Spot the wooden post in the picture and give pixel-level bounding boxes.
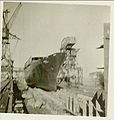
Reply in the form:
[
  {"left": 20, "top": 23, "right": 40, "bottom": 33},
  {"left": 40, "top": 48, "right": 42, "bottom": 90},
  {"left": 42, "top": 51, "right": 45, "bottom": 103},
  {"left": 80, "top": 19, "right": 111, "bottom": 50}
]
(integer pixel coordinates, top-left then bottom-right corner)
[
  {"left": 66, "top": 97, "right": 68, "bottom": 110},
  {"left": 104, "top": 23, "right": 110, "bottom": 116},
  {"left": 7, "top": 80, "right": 13, "bottom": 113},
  {"left": 83, "top": 100, "right": 87, "bottom": 116},
  {"left": 70, "top": 96, "right": 72, "bottom": 111},
  {"left": 89, "top": 100, "right": 93, "bottom": 116}
]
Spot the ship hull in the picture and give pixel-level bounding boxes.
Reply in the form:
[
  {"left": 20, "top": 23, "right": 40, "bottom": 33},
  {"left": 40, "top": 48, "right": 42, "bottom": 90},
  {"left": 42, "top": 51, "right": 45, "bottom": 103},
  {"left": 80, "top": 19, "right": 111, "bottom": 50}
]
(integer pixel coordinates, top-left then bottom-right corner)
[{"left": 24, "top": 53, "right": 65, "bottom": 91}]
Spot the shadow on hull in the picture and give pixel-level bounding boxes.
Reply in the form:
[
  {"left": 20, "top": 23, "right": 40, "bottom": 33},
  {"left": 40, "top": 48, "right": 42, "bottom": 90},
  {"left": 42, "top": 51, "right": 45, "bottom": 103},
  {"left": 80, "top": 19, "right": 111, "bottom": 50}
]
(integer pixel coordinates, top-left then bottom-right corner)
[{"left": 24, "top": 53, "right": 66, "bottom": 91}]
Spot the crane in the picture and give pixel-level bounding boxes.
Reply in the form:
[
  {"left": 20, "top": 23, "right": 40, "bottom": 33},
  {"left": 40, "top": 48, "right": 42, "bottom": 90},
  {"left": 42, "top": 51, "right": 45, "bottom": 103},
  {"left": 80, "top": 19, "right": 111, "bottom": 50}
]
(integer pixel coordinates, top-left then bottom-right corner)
[
  {"left": 1, "top": 2, "right": 22, "bottom": 113},
  {"left": 3, "top": 2, "right": 22, "bottom": 40},
  {"left": 2, "top": 2, "right": 22, "bottom": 59}
]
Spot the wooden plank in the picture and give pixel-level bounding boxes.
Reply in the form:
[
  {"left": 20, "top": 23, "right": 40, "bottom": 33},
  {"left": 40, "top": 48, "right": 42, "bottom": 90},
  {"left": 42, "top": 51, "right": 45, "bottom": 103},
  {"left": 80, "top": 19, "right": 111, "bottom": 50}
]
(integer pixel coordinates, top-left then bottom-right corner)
[
  {"left": 89, "top": 100, "right": 93, "bottom": 116},
  {"left": 70, "top": 96, "right": 72, "bottom": 111},
  {"left": 7, "top": 80, "right": 13, "bottom": 113},
  {"left": 82, "top": 100, "right": 87, "bottom": 116}
]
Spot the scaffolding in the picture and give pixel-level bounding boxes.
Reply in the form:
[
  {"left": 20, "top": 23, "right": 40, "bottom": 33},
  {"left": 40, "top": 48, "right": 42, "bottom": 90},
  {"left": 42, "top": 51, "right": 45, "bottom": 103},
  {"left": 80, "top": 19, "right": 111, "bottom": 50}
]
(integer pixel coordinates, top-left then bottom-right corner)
[{"left": 57, "top": 37, "right": 83, "bottom": 86}]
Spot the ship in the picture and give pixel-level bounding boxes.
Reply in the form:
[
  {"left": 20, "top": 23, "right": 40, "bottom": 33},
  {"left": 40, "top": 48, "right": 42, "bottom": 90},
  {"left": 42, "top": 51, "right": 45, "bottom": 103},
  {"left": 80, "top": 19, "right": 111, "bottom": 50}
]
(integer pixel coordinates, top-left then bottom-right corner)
[
  {"left": 24, "top": 52, "right": 66, "bottom": 91},
  {"left": 24, "top": 37, "right": 79, "bottom": 91}
]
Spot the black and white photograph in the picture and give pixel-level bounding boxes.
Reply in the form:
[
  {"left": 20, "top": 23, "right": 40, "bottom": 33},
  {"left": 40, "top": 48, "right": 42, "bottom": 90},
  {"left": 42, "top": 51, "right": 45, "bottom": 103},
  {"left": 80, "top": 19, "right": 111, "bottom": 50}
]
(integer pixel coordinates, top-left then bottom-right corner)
[{"left": 0, "top": 2, "right": 110, "bottom": 117}]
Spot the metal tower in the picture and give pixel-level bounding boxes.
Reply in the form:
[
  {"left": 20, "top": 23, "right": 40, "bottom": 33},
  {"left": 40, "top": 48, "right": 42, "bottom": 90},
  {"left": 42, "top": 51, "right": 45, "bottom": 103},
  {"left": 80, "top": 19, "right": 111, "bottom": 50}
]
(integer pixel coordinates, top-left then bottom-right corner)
[{"left": 57, "top": 37, "right": 83, "bottom": 87}]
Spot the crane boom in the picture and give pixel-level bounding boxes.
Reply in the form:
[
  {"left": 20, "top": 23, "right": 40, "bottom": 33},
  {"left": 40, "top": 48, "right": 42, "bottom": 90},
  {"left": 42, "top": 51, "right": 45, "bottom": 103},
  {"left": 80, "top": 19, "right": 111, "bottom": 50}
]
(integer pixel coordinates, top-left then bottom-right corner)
[{"left": 6, "top": 2, "right": 22, "bottom": 29}]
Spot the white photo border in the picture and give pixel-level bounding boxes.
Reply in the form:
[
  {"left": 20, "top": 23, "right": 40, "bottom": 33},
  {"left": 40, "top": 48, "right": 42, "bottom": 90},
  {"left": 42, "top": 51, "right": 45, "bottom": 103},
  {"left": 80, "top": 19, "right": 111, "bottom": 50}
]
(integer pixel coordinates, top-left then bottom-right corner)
[{"left": 0, "top": 1, "right": 114, "bottom": 120}]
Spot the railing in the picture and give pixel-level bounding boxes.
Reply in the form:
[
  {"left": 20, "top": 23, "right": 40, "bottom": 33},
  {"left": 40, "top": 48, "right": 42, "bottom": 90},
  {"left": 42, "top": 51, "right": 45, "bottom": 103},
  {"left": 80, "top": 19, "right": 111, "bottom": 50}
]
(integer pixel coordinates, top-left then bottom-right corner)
[{"left": 65, "top": 90, "right": 105, "bottom": 116}]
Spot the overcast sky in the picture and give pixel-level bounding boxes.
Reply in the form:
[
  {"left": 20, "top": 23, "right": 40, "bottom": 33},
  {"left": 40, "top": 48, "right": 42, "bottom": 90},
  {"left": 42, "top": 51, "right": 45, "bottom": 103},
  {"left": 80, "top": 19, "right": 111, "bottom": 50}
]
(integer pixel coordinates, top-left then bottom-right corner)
[{"left": 4, "top": 2, "right": 110, "bottom": 77}]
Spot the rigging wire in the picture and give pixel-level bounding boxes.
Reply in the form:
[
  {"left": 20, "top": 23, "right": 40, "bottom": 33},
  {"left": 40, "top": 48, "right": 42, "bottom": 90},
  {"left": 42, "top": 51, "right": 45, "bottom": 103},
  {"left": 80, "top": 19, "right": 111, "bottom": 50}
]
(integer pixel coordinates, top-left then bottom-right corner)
[{"left": 11, "top": 3, "right": 23, "bottom": 58}]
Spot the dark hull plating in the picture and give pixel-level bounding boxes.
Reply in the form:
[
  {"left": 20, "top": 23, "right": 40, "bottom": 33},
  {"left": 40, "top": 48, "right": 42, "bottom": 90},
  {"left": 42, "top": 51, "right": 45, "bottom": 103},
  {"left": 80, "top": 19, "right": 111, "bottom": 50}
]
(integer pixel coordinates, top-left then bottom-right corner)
[{"left": 24, "top": 53, "right": 65, "bottom": 91}]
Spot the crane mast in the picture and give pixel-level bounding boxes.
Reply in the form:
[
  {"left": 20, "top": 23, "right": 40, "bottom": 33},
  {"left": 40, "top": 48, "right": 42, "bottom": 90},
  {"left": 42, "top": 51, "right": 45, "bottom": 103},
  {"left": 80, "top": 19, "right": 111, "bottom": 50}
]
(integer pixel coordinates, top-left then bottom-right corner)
[{"left": 1, "top": 3, "right": 22, "bottom": 113}]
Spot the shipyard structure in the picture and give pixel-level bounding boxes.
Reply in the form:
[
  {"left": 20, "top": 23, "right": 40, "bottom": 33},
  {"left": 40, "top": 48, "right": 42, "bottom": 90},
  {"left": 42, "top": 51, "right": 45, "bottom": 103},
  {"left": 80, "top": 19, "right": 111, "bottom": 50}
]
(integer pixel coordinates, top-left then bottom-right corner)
[
  {"left": 0, "top": 3, "right": 109, "bottom": 117},
  {"left": 24, "top": 37, "right": 83, "bottom": 91},
  {"left": 1, "top": 35, "right": 107, "bottom": 116}
]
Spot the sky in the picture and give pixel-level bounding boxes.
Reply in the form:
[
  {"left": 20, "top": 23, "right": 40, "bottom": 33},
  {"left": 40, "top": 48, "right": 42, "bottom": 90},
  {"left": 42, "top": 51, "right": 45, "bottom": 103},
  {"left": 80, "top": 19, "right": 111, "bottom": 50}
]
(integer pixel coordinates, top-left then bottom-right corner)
[{"left": 4, "top": 2, "right": 110, "bottom": 77}]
